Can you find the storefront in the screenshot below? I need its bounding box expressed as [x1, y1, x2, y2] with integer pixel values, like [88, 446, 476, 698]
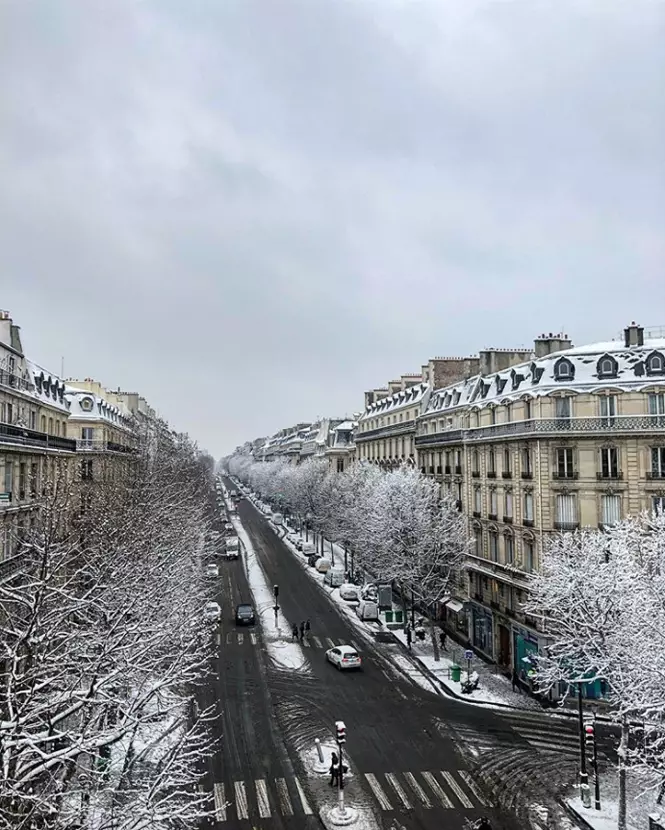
[442, 597, 468, 637]
[513, 625, 539, 683]
[470, 603, 493, 658]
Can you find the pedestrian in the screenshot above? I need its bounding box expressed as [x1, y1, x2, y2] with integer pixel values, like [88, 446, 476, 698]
[439, 630, 447, 651]
[511, 668, 518, 693]
[292, 624, 299, 641]
[305, 619, 311, 639]
[329, 751, 339, 787]
[299, 621, 305, 640]
[406, 626, 412, 650]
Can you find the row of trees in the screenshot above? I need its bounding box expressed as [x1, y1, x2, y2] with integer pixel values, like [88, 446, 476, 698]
[526, 512, 665, 827]
[227, 455, 470, 659]
[1, 425, 216, 829]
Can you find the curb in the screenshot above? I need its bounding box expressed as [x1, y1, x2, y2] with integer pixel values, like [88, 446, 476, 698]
[563, 801, 596, 830]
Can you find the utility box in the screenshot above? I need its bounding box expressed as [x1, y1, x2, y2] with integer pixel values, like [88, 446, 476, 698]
[377, 583, 392, 610]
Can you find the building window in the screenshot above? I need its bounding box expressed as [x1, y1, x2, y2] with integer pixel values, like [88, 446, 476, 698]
[503, 447, 511, 475]
[504, 491, 513, 519]
[521, 448, 532, 477]
[556, 447, 575, 478]
[599, 447, 619, 479]
[600, 394, 617, 424]
[524, 399, 532, 419]
[30, 462, 38, 496]
[337, 458, 344, 473]
[504, 534, 514, 564]
[490, 408, 497, 425]
[646, 352, 665, 375]
[648, 393, 665, 419]
[81, 459, 93, 481]
[653, 496, 665, 515]
[524, 541, 535, 572]
[474, 487, 482, 514]
[474, 529, 483, 557]
[30, 410, 37, 430]
[18, 463, 26, 500]
[40, 415, 46, 432]
[601, 494, 621, 527]
[597, 355, 618, 378]
[5, 403, 13, 424]
[555, 397, 571, 419]
[554, 357, 575, 381]
[472, 450, 480, 475]
[523, 491, 534, 523]
[488, 448, 496, 475]
[490, 489, 498, 516]
[555, 493, 577, 529]
[4, 461, 12, 495]
[651, 448, 665, 478]
[489, 532, 499, 562]
[505, 404, 512, 423]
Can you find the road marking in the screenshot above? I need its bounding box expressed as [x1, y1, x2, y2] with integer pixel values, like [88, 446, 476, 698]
[275, 777, 293, 816]
[213, 782, 226, 821]
[440, 771, 473, 808]
[250, 632, 257, 645]
[422, 771, 453, 808]
[301, 637, 310, 647]
[458, 770, 489, 806]
[385, 773, 412, 809]
[404, 772, 432, 808]
[215, 633, 220, 647]
[255, 779, 271, 818]
[294, 776, 313, 815]
[312, 636, 323, 648]
[237, 633, 244, 645]
[350, 640, 361, 651]
[234, 781, 249, 819]
[325, 637, 336, 648]
[365, 773, 393, 810]
[395, 687, 407, 700]
[226, 632, 232, 645]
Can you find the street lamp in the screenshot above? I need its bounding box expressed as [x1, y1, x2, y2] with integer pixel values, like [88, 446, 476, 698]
[577, 683, 591, 808]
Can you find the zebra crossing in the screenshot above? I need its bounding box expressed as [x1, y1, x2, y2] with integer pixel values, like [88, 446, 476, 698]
[220, 631, 359, 651]
[206, 769, 487, 821]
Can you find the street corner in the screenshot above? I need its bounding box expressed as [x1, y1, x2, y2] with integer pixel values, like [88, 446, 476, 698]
[299, 740, 355, 779]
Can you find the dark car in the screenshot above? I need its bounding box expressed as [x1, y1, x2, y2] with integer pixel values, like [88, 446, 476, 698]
[235, 603, 255, 625]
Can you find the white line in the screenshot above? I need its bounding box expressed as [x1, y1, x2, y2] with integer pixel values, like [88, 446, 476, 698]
[422, 771, 453, 808]
[294, 776, 313, 815]
[396, 687, 407, 700]
[226, 632, 232, 645]
[255, 779, 271, 818]
[404, 772, 432, 808]
[234, 781, 249, 820]
[312, 636, 323, 648]
[440, 771, 473, 808]
[382, 669, 393, 682]
[325, 637, 336, 648]
[213, 782, 227, 821]
[275, 777, 294, 816]
[215, 633, 220, 647]
[301, 637, 310, 647]
[237, 632, 244, 645]
[385, 773, 412, 809]
[458, 770, 489, 807]
[365, 773, 393, 810]
[250, 632, 257, 645]
[351, 640, 361, 651]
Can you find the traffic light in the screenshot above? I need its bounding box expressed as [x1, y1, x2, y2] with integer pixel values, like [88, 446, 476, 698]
[335, 720, 346, 745]
[585, 724, 595, 755]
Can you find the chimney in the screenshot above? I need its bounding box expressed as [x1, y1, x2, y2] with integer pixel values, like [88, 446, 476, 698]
[623, 322, 644, 348]
[427, 357, 480, 389]
[479, 348, 532, 376]
[533, 332, 573, 359]
[0, 310, 12, 349]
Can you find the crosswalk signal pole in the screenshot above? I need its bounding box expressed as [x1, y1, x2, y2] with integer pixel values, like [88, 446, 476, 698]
[585, 723, 601, 810]
[336, 720, 347, 818]
[273, 584, 279, 631]
[578, 685, 591, 807]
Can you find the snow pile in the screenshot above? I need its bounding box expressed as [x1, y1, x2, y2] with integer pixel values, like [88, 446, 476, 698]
[230, 510, 311, 675]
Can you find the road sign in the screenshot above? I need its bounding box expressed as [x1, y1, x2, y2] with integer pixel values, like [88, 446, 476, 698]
[464, 649, 474, 660]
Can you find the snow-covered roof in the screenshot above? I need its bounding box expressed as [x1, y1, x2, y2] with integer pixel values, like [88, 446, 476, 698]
[360, 382, 429, 421]
[65, 387, 134, 430]
[26, 359, 71, 413]
[424, 337, 665, 416]
[333, 420, 356, 432]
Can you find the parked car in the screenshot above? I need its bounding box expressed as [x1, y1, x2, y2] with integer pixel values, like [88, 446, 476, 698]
[235, 603, 256, 625]
[224, 522, 234, 532]
[272, 512, 284, 526]
[339, 583, 360, 602]
[326, 644, 362, 671]
[315, 558, 332, 574]
[205, 563, 219, 577]
[324, 567, 345, 588]
[300, 541, 316, 557]
[204, 601, 221, 622]
[230, 490, 238, 499]
[361, 583, 378, 602]
[356, 600, 379, 621]
[307, 553, 320, 567]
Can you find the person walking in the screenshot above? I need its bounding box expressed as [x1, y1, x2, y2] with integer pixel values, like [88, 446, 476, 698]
[304, 619, 311, 639]
[299, 621, 305, 640]
[405, 625, 412, 651]
[292, 624, 299, 641]
[439, 630, 447, 651]
[329, 751, 339, 787]
[511, 668, 520, 694]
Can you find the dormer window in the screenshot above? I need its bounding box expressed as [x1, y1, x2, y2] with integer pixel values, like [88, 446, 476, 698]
[646, 351, 665, 376]
[554, 357, 575, 382]
[597, 355, 618, 379]
[530, 363, 545, 384]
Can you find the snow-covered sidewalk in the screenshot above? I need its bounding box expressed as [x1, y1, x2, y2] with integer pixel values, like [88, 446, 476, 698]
[565, 766, 664, 830]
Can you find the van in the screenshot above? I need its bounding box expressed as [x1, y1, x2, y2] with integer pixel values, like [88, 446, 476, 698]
[314, 558, 332, 574]
[272, 512, 284, 526]
[324, 567, 345, 588]
[356, 600, 379, 621]
[223, 536, 240, 560]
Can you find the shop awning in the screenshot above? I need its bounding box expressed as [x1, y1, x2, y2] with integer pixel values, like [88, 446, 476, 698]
[445, 599, 465, 613]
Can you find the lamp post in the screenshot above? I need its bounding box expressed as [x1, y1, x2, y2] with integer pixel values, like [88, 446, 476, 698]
[578, 683, 591, 807]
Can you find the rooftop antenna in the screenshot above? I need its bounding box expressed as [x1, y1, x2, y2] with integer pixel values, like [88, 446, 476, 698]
[61, 356, 64, 378]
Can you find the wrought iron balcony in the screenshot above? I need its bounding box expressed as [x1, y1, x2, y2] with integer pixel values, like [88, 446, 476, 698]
[472, 510, 481, 518]
[503, 516, 513, 524]
[487, 471, 497, 479]
[444, 465, 452, 474]
[554, 520, 579, 531]
[455, 465, 463, 475]
[596, 471, 623, 480]
[0, 423, 76, 453]
[471, 470, 480, 478]
[552, 470, 579, 480]
[523, 518, 534, 527]
[521, 471, 533, 479]
[502, 471, 512, 479]
[646, 471, 665, 480]
[76, 439, 137, 454]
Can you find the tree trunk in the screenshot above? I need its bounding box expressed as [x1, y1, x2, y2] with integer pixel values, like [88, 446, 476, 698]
[398, 581, 409, 626]
[430, 616, 441, 662]
[617, 715, 628, 830]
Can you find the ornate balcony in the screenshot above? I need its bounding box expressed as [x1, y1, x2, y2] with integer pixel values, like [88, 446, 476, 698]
[596, 471, 624, 480]
[76, 439, 136, 454]
[1, 423, 76, 453]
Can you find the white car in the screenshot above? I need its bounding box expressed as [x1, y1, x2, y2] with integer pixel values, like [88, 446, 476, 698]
[204, 601, 221, 622]
[339, 583, 360, 602]
[205, 563, 219, 577]
[326, 644, 362, 671]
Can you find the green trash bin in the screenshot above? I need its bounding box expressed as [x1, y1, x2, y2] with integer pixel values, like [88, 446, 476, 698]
[385, 610, 394, 623]
[450, 665, 461, 683]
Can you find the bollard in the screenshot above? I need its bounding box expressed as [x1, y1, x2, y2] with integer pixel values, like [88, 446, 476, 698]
[315, 738, 325, 764]
[581, 783, 591, 809]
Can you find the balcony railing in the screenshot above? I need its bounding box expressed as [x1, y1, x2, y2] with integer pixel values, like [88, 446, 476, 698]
[596, 471, 623, 480]
[553, 470, 578, 480]
[471, 470, 480, 478]
[76, 439, 137, 454]
[472, 510, 481, 518]
[554, 521, 579, 531]
[521, 471, 533, 480]
[0, 423, 76, 453]
[647, 471, 665, 480]
[487, 471, 497, 479]
[455, 465, 463, 475]
[523, 518, 534, 527]
[415, 414, 665, 446]
[502, 471, 512, 479]
[357, 422, 415, 442]
[444, 465, 452, 474]
[0, 369, 33, 394]
[503, 516, 513, 524]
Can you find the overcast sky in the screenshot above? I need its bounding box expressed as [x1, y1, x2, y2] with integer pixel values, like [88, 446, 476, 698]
[2, 1, 663, 457]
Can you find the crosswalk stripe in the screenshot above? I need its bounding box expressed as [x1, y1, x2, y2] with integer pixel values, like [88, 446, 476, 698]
[250, 632, 257, 645]
[234, 781, 249, 819]
[294, 776, 313, 815]
[312, 636, 323, 648]
[404, 772, 432, 808]
[275, 778, 293, 816]
[458, 770, 489, 807]
[351, 640, 361, 651]
[255, 779, 271, 818]
[301, 637, 310, 647]
[325, 637, 336, 648]
[440, 771, 473, 808]
[237, 633, 244, 645]
[385, 773, 412, 809]
[226, 632, 232, 645]
[422, 771, 453, 808]
[213, 782, 226, 821]
[365, 773, 393, 810]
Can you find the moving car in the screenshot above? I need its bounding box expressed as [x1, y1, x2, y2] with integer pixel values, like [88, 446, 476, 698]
[223, 536, 240, 559]
[205, 563, 219, 577]
[272, 512, 284, 526]
[326, 645, 362, 671]
[224, 522, 234, 532]
[204, 601, 221, 622]
[235, 603, 256, 625]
